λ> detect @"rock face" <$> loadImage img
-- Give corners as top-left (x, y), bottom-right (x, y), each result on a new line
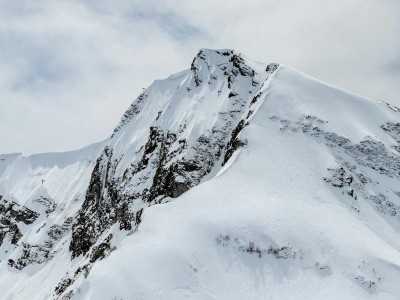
top-left (0, 196), bottom-right (38, 246)
top-left (1, 49), bottom-right (400, 299)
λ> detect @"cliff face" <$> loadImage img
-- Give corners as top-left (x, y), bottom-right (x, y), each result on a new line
top-left (1, 49), bottom-right (400, 299)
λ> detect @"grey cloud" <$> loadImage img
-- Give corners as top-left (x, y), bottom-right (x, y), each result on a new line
top-left (127, 10), bottom-right (204, 41)
top-left (0, 0), bottom-right (399, 155)
top-left (384, 58), bottom-right (400, 76)
top-left (0, 33), bottom-right (74, 93)
top-left (0, 0), bottom-right (210, 154)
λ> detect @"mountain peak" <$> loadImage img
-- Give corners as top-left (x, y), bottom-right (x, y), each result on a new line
top-left (190, 48), bottom-right (249, 72)
top-left (194, 48), bottom-right (239, 63)
top-left (190, 48), bottom-right (279, 87)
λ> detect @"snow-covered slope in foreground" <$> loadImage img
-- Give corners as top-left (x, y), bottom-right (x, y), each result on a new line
top-left (1, 49), bottom-right (400, 299)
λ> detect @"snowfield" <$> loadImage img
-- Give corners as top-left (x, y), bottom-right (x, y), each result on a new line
top-left (1, 49), bottom-right (400, 299)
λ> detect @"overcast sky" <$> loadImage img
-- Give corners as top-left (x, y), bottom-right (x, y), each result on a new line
top-left (1, 0), bottom-right (399, 155)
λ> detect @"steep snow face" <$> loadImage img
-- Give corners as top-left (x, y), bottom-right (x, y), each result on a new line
top-left (1, 49), bottom-right (400, 299)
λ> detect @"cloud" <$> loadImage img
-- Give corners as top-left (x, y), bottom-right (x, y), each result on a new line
top-left (0, 0), bottom-right (399, 154)
top-left (175, 0), bottom-right (400, 101)
top-left (0, 0), bottom-right (209, 154)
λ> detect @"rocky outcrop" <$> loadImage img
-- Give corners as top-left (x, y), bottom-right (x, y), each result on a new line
top-left (0, 196), bottom-right (39, 246)
top-left (8, 217), bottom-right (73, 270)
top-left (270, 115), bottom-right (400, 219)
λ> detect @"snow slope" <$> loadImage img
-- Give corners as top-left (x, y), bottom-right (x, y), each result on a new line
top-left (1, 49), bottom-right (400, 299)
top-left (0, 141), bottom-right (105, 203)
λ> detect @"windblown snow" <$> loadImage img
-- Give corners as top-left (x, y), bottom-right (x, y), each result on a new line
top-left (1, 49), bottom-right (400, 299)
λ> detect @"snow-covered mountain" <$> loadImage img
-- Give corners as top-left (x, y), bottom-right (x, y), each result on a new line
top-left (1, 49), bottom-right (400, 299)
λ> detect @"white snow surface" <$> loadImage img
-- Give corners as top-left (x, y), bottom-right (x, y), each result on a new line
top-left (0, 141), bottom-right (105, 204)
top-left (1, 49), bottom-right (400, 299)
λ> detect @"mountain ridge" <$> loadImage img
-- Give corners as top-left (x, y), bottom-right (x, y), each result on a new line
top-left (0, 49), bottom-right (400, 299)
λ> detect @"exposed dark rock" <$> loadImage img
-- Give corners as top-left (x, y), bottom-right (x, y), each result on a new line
top-left (380, 101), bottom-right (400, 113)
top-left (70, 155), bottom-right (107, 258)
top-left (0, 200), bottom-right (39, 225)
top-left (370, 194), bottom-right (398, 216)
top-left (89, 234), bottom-right (114, 263)
top-left (191, 51), bottom-right (205, 87)
top-left (10, 243), bottom-right (52, 270)
top-left (0, 220), bottom-right (22, 246)
top-left (55, 277), bottom-right (75, 296)
top-left (324, 167), bottom-right (353, 188)
top-left (170, 181), bottom-right (190, 198)
top-left (223, 120), bottom-right (248, 165)
top-left (355, 275), bottom-right (377, 292)
top-left (228, 92), bottom-right (238, 98)
top-left (230, 54), bottom-right (255, 77)
top-left (48, 217), bottom-right (73, 241)
top-left (33, 196), bottom-right (56, 215)
top-left (250, 93), bottom-right (261, 105)
top-left (135, 208), bottom-right (143, 226)
top-left (216, 234), bottom-right (298, 259)
top-left (112, 92), bottom-right (148, 136)
top-left (0, 198), bottom-right (39, 247)
top-left (240, 242), bottom-right (296, 259)
top-left (266, 63), bottom-right (279, 73)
